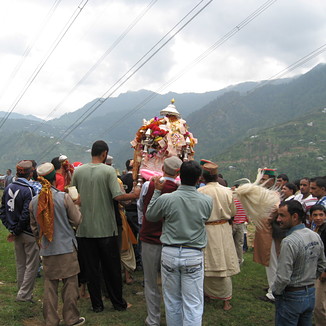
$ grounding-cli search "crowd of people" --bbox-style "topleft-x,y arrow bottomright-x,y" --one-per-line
0,140 -> 326,326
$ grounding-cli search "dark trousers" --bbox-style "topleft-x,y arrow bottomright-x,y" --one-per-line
126,210 -> 142,267
243,233 -> 248,252
78,236 -> 127,311
76,237 -> 88,285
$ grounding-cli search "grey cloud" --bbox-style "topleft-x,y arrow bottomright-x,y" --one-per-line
177,1 -> 326,64
2,0 -> 326,119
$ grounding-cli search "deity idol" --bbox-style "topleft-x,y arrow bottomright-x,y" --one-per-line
130,99 -> 197,183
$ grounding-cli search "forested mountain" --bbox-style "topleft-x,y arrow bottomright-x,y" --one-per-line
44,82 -> 260,149
0,120 -> 90,172
0,63 -> 325,176
216,107 -> 326,184
187,63 -> 326,161
48,82 -> 259,129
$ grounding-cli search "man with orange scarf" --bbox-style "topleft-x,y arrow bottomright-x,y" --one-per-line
29,162 -> 85,326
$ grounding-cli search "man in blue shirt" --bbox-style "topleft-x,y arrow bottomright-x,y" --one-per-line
0,160 -> 39,302
146,160 -> 212,326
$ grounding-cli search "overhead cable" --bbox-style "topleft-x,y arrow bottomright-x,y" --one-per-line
0,0 -> 62,101
42,0 -> 326,161
37,0 -> 158,123
0,0 -> 89,130
36,0 -> 213,161
248,43 -> 326,92
98,0 -> 278,137
46,0 -> 211,138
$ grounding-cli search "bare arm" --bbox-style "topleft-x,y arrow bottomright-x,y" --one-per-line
64,193 -> 82,228
115,185 -> 141,201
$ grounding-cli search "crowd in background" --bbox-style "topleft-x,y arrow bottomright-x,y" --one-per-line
1,142 -> 326,326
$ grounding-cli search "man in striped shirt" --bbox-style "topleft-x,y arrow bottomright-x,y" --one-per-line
232,184 -> 248,266
310,177 -> 326,209
294,177 -> 317,228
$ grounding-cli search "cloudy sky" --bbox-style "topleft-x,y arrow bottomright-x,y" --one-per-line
0,0 -> 325,120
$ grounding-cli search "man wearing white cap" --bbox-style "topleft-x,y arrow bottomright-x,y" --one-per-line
29,162 -> 85,326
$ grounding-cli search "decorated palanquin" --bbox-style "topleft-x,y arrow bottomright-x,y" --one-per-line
130,99 -> 197,183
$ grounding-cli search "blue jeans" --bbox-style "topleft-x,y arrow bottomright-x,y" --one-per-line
161,246 -> 204,326
275,287 -> 315,326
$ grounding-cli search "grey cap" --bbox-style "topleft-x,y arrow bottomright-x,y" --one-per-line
164,156 -> 182,176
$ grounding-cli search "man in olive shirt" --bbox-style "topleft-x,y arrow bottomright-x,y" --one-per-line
71,140 -> 140,313
146,161 -> 212,326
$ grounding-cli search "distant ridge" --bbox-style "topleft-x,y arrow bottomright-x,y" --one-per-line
0,111 -> 44,122
187,63 -> 326,161
0,63 -> 325,178
216,106 -> 326,183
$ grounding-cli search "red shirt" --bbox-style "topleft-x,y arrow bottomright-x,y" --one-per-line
55,173 -> 65,191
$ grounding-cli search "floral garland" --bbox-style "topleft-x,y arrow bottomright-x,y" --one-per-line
135,117 -> 168,145
131,113 -> 197,180
134,114 -> 196,154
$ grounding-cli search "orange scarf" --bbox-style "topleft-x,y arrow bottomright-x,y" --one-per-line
36,176 -> 54,243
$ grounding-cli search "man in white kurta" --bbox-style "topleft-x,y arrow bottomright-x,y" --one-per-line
198,162 -> 240,311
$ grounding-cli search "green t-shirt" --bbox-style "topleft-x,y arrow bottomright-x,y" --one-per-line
71,163 -> 122,237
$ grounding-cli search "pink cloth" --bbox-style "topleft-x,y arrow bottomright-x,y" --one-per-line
140,168 -> 180,182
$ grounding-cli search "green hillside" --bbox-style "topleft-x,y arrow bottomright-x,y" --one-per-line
0,125 -> 90,173
216,107 -> 326,184
188,63 -> 326,161
0,64 -> 325,173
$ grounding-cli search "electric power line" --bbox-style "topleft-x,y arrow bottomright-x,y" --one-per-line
39,0 -> 325,161
42,0 -> 210,137
36,0 -> 213,161
97,0 -> 279,137
94,41 -> 326,162
250,43 -> 326,91
0,0 -> 89,130
0,0 -> 62,101
105,41 -> 326,146
37,0 -> 158,124
59,0 -> 212,139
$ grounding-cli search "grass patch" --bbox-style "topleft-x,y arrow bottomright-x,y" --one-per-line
0,223 -> 274,326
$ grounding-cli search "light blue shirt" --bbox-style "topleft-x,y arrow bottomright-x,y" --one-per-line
146,185 -> 212,248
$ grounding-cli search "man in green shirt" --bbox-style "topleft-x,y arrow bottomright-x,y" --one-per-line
146,160 -> 212,326
71,140 -> 139,313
